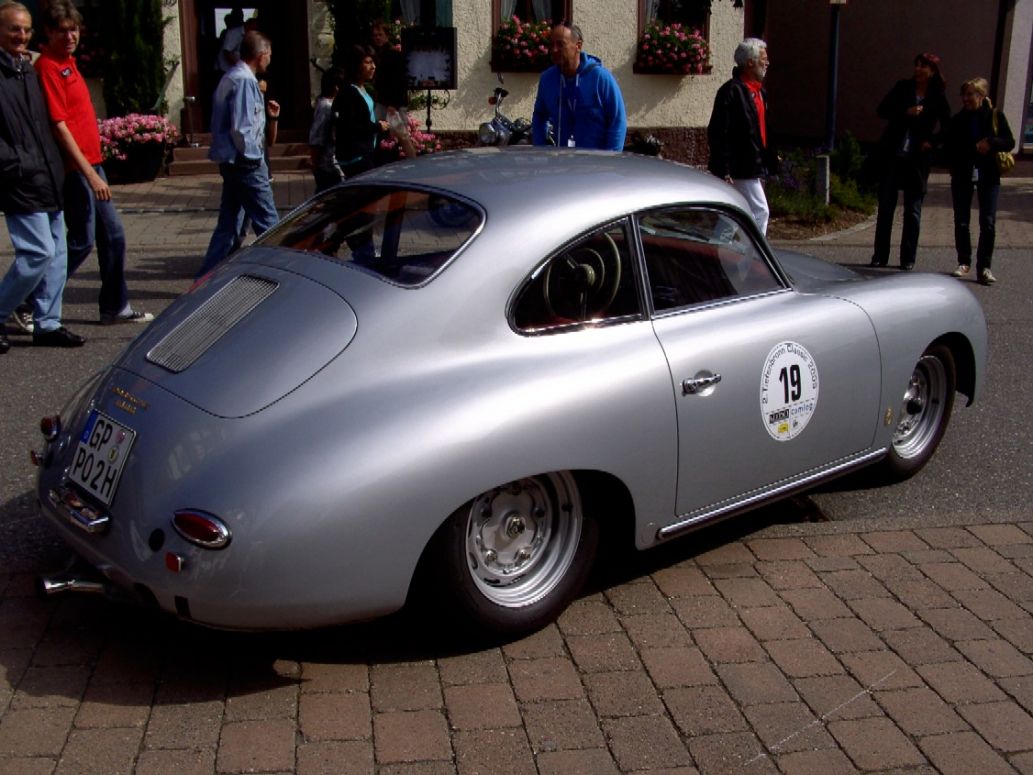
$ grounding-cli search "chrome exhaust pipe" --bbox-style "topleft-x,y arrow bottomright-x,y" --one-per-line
36,574 -> 108,597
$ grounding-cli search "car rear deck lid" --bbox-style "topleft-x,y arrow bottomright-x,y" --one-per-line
127,270 -> 357,417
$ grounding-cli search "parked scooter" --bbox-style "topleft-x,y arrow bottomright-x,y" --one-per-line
476,75 -> 663,156
478,75 -> 532,146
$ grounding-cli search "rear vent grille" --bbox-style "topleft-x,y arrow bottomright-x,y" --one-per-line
147,275 -> 278,372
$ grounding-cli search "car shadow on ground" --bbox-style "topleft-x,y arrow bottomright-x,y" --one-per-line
3,492 -> 832,705
0,489 -> 867,710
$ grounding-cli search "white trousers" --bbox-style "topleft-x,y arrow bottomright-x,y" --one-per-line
731,178 -> 770,236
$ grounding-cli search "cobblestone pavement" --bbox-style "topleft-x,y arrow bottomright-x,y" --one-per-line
2,170 -> 1033,774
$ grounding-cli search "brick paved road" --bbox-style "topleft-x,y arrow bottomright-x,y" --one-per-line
4,521 -> 1033,774
2,171 -> 1033,774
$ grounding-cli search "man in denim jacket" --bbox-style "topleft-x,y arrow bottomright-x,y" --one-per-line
198,30 -> 280,278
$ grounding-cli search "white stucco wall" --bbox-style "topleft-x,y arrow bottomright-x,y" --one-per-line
425,0 -> 743,132
163,0 -> 743,132
163,0 -> 184,122
309,0 -> 335,103
1002,0 -> 1032,151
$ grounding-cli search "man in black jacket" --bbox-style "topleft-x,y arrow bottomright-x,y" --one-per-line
0,1 -> 84,353
707,38 -> 774,236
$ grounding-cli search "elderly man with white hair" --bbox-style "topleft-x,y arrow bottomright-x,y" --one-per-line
707,38 -> 776,236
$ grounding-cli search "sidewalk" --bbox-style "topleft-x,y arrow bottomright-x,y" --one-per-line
2,170 -> 1033,774
787,173 -> 1033,253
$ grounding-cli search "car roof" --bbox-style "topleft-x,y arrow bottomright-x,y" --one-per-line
356,147 -> 749,228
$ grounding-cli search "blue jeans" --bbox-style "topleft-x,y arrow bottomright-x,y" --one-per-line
197,160 -> 279,277
951,178 -> 1000,272
873,158 -> 925,267
0,211 -> 68,333
64,165 -> 129,315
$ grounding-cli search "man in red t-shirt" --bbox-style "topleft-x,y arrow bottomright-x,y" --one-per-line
33,0 -> 151,324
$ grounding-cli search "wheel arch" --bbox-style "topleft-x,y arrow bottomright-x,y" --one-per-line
405,467 -> 638,609
572,469 -> 637,550
933,332 -> 977,406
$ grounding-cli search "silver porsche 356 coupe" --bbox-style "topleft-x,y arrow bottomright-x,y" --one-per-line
35,149 -> 986,634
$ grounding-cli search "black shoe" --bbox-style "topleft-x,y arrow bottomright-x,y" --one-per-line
33,326 -> 86,348
901,263 -> 915,271
0,327 -> 9,354
869,258 -> 887,267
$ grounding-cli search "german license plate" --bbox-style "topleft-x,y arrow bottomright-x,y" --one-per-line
68,411 -> 136,507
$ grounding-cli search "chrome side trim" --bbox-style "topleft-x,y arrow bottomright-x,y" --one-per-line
147,274 -> 278,372
657,448 -> 887,541
47,487 -> 110,534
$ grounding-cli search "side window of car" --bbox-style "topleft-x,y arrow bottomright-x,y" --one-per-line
638,208 -> 782,311
513,221 -> 641,332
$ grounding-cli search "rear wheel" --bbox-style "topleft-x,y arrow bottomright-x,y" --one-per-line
436,471 -> 597,636
882,344 -> 956,480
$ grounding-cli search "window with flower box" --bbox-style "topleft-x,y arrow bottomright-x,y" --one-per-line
636,0 -> 712,75
491,0 -> 570,72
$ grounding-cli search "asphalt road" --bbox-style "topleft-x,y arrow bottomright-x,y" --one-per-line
1,203 -> 1031,580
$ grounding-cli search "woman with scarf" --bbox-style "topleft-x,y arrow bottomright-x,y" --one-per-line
870,53 -> 951,271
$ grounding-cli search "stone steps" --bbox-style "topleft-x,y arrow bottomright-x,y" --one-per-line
168,141 -> 310,176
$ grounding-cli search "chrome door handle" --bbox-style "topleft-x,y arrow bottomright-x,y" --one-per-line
682,373 -> 722,395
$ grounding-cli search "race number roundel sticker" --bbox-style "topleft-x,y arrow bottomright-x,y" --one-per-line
760,341 -> 819,441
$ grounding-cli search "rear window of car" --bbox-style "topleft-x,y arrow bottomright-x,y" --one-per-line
256,185 -> 482,286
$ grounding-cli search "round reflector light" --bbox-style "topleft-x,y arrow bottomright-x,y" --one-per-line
40,415 -> 61,441
172,510 -> 231,549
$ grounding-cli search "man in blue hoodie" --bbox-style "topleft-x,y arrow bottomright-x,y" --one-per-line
531,22 -> 626,151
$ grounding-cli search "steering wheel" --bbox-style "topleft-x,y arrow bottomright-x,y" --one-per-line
543,233 -> 622,322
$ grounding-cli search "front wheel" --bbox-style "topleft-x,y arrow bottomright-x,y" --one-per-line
434,472 -> 598,636
881,344 -> 956,480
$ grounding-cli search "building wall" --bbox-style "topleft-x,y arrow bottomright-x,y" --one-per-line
418,0 -> 744,132
309,0 -> 334,103
1001,0 -> 1033,150
160,0 -> 743,143
164,0 -> 184,125
764,0 -> 999,145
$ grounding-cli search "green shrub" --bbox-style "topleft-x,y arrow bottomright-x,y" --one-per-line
766,146 -> 875,225
830,132 -> 865,182
830,173 -> 876,213
100,0 -> 166,116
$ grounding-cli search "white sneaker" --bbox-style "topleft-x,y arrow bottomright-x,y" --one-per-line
8,306 -> 33,333
951,264 -> 970,277
100,308 -> 155,325
979,268 -> 996,285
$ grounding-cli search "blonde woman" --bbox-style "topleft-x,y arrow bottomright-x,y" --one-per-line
944,77 -> 1015,285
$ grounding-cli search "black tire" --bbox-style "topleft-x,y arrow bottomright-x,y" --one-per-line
881,344 -> 956,480
433,471 -> 598,637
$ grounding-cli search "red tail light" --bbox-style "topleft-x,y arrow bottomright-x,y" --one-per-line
40,415 -> 60,441
172,510 -> 231,549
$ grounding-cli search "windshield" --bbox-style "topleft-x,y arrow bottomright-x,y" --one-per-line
257,185 -> 482,286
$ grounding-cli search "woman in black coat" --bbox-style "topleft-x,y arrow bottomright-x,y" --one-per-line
333,45 -> 389,179
870,53 -> 952,270
944,77 -> 1015,285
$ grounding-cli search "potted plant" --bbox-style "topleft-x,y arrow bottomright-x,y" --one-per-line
635,21 -> 710,75
491,16 -> 551,72
99,113 -> 179,183
378,113 -> 441,159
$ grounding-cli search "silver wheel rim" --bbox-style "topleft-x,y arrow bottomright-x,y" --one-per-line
893,354 -> 947,459
464,472 -> 582,608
